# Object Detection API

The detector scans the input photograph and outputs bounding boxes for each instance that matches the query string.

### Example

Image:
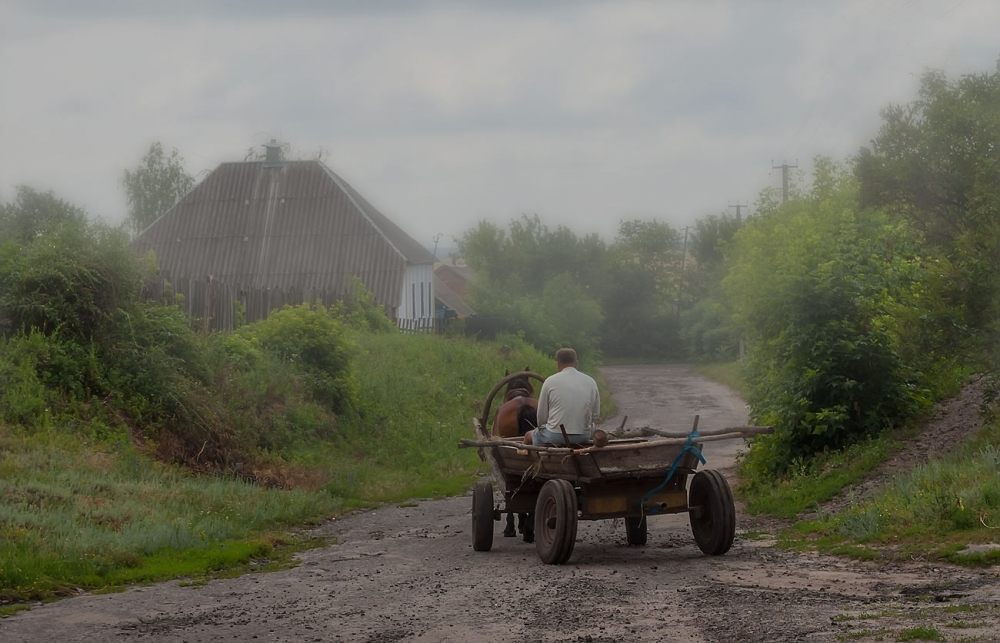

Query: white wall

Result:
[397,264,434,324]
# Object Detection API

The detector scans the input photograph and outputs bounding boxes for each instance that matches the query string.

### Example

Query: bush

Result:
[729,160,926,476]
[235,302,358,413]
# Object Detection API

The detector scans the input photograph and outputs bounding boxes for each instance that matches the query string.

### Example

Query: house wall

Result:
[398,264,435,324]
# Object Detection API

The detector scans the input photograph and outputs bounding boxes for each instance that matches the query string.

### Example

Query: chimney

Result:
[262,139,282,167]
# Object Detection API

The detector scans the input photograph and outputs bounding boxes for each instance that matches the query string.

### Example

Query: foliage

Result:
[681,214,741,361]
[233,302,358,413]
[0,186,88,246]
[121,142,195,237]
[329,277,396,333]
[600,219,684,359]
[459,214,695,360]
[856,64,1000,369]
[459,215,606,359]
[728,159,926,475]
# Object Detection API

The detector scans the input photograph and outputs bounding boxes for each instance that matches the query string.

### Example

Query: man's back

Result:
[537,367,600,436]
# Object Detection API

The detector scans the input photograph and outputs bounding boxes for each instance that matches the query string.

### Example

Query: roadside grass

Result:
[834,605,988,642]
[779,420,1000,566]
[0,428,338,604]
[740,435,891,518]
[0,331,585,609]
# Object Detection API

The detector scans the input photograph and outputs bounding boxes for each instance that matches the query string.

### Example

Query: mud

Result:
[2,364,999,642]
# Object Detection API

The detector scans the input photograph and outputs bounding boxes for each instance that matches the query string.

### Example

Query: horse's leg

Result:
[521,513,534,543]
[503,512,516,537]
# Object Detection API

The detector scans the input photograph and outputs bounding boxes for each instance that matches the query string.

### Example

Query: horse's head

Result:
[504,376,534,402]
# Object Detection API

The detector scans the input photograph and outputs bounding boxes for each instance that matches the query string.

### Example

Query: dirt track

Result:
[3,365,1000,642]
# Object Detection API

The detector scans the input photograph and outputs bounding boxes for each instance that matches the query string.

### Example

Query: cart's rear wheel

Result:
[535,479,577,564]
[625,515,647,546]
[472,481,494,552]
[688,469,735,555]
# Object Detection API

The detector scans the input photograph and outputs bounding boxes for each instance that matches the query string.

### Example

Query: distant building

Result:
[434,263,476,318]
[131,143,436,329]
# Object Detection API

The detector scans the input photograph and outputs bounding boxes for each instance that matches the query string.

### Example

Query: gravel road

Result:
[3,364,999,642]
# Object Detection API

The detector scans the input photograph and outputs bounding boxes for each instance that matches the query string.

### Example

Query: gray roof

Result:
[132,160,435,309]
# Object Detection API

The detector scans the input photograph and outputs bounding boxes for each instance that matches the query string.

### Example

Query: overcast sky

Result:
[1,0,997,248]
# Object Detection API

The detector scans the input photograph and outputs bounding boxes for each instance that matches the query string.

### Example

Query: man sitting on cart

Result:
[523,347,600,446]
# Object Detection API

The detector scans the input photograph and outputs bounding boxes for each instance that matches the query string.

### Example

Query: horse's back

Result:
[492,397,538,438]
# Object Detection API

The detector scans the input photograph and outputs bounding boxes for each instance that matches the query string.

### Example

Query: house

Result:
[131,143,436,328]
[434,263,476,299]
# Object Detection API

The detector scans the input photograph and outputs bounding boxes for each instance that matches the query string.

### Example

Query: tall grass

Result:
[308,332,556,502]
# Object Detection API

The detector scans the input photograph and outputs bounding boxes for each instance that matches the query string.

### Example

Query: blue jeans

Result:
[531,426,592,445]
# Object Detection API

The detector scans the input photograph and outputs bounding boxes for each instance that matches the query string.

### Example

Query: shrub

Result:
[236,302,358,413]
[729,160,926,475]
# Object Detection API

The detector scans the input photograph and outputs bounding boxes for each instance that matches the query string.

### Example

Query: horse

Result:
[490,371,537,542]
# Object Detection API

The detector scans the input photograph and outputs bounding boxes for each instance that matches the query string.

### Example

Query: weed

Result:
[896,626,944,641]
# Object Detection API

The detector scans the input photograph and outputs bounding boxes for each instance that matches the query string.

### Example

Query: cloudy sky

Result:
[1,0,997,248]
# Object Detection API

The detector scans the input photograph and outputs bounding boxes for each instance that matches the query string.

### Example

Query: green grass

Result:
[896,626,944,641]
[770,418,1000,565]
[0,429,338,604]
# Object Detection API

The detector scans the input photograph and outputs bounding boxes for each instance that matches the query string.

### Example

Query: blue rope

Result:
[640,430,706,514]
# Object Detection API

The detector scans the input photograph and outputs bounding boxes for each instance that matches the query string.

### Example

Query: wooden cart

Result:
[460,371,772,564]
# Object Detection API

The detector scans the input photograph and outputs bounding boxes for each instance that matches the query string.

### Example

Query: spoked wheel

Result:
[688,469,736,555]
[534,479,578,564]
[472,481,495,552]
[625,515,647,546]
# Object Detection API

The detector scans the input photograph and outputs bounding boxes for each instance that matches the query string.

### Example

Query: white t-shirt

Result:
[536,367,600,436]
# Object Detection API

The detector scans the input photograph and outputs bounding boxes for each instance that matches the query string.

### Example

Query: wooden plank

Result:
[472,419,509,494]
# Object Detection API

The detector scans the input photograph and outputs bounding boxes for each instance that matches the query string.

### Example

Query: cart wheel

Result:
[472,481,494,552]
[534,479,578,564]
[625,515,647,546]
[688,469,736,555]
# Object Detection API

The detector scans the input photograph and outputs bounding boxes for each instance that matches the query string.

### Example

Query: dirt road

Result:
[3,365,1000,642]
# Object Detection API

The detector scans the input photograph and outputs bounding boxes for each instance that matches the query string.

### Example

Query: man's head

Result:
[555,347,578,371]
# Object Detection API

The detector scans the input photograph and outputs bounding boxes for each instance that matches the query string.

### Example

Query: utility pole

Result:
[677,225,689,323]
[728,202,747,226]
[431,233,443,258]
[771,160,798,203]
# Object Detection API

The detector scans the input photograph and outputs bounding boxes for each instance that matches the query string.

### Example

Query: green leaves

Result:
[732,159,925,475]
[121,142,195,238]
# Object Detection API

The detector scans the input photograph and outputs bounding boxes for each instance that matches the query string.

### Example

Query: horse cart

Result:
[460,371,772,565]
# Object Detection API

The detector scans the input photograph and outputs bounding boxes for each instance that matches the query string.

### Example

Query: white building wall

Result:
[397,264,435,326]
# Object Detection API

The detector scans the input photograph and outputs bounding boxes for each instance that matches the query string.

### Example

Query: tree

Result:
[122,142,194,237]
[855,64,1000,362]
[680,213,742,361]
[0,185,88,246]
[458,214,606,359]
[600,219,684,358]
[726,159,924,475]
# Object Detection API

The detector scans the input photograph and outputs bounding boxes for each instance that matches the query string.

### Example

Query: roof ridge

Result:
[318,163,408,263]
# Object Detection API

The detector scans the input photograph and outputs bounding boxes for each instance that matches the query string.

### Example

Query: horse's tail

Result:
[517,404,537,437]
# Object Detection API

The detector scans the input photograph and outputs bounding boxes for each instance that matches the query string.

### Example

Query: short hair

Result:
[555,348,578,366]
